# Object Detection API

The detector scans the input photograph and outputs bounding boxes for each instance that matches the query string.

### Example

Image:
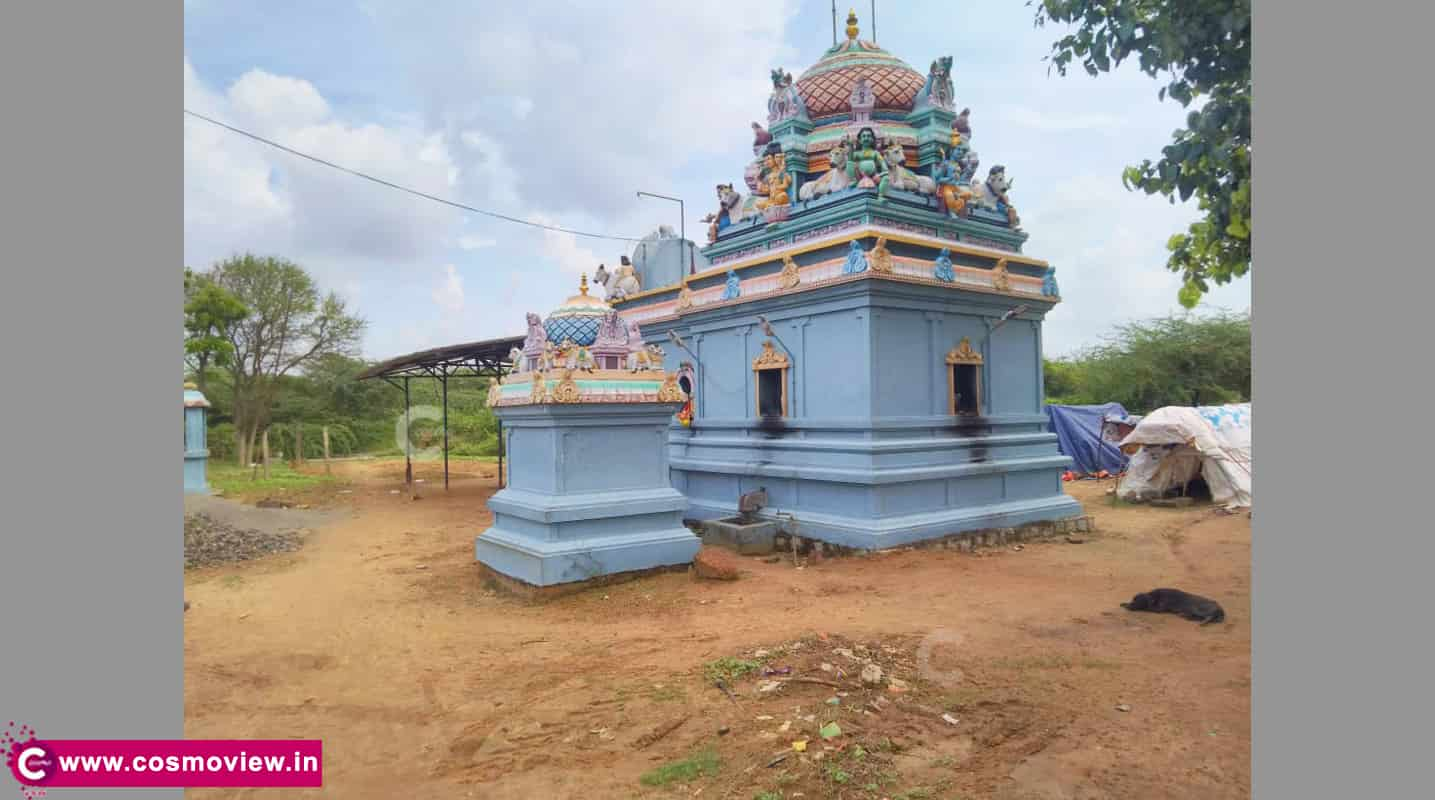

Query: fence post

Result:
[322,426,331,475]
[262,429,271,480]
[295,424,304,465]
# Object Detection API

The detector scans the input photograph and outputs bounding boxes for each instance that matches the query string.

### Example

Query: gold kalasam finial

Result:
[846,9,859,40]
[579,273,589,295]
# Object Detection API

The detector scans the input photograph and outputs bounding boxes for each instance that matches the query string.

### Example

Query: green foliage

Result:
[639,749,721,786]
[703,657,763,684]
[183,267,249,385]
[1045,310,1250,412]
[206,462,342,497]
[1034,0,1251,307]
[196,253,367,464]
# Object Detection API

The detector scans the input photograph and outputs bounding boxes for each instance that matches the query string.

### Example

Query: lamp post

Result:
[636,191,691,276]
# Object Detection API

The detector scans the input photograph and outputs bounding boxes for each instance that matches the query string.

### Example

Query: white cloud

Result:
[432,264,465,315]
[526,213,604,277]
[1023,173,1251,357]
[994,105,1122,132]
[367,1,800,222]
[457,235,496,250]
[184,57,463,280]
[227,70,331,130]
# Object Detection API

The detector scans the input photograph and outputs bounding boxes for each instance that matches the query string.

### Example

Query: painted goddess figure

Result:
[842,240,868,274]
[722,268,742,300]
[934,248,955,283]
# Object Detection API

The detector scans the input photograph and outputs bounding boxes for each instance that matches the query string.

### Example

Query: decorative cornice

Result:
[753,339,791,370]
[945,338,983,365]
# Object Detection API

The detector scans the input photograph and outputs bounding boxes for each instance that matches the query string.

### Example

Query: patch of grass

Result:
[894,789,934,800]
[639,749,721,787]
[220,575,245,589]
[703,657,763,684]
[824,763,851,785]
[930,755,958,769]
[1081,657,1122,670]
[207,462,343,498]
[754,792,782,800]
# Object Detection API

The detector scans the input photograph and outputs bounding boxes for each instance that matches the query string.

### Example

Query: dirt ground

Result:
[184,459,1250,799]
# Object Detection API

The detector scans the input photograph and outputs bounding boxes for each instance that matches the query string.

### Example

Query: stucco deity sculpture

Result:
[798,139,852,202]
[704,183,743,242]
[755,151,792,211]
[507,346,527,373]
[767,68,806,123]
[914,56,955,111]
[884,143,935,195]
[933,248,956,283]
[596,256,642,301]
[842,240,868,275]
[970,166,1020,228]
[722,268,742,300]
[934,137,975,218]
[846,127,891,199]
[1042,266,1059,297]
[751,121,773,155]
[868,237,894,274]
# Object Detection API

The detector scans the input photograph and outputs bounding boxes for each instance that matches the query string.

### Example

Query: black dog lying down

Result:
[1121,588,1225,625]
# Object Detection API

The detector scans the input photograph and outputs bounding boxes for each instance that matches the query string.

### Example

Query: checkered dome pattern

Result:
[544,313,601,347]
[795,48,925,117]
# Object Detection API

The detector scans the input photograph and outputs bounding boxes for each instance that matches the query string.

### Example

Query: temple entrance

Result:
[953,363,981,415]
[757,369,784,417]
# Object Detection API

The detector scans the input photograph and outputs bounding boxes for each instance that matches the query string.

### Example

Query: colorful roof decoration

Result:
[542,274,611,346]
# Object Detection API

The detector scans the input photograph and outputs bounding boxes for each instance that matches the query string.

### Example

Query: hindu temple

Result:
[601,10,1080,549]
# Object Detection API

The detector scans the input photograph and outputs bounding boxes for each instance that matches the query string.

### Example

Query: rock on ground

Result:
[693,547,742,581]
[184,513,304,570]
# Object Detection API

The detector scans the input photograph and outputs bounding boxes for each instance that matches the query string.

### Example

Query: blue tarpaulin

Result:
[1045,403,1132,475]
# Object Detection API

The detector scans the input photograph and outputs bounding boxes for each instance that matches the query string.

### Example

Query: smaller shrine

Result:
[183,382,211,495]
[476,277,701,594]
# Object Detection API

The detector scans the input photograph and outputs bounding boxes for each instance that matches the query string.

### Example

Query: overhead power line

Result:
[183,108,642,243]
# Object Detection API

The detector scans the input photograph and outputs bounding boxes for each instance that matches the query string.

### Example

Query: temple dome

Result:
[543,275,610,347]
[794,21,925,119]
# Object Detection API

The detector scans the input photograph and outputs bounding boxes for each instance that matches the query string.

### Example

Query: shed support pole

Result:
[442,368,450,491]
[404,377,412,489]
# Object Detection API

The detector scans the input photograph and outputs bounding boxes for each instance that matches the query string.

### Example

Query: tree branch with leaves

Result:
[1033,0,1251,307]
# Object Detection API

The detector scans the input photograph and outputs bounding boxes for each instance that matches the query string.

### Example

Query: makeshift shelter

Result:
[1117,403,1251,508]
[1045,403,1131,476]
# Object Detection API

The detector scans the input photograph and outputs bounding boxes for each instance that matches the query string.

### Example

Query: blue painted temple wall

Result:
[630,275,1078,550]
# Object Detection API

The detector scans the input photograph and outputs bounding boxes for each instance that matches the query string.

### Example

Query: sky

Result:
[183,0,1251,361]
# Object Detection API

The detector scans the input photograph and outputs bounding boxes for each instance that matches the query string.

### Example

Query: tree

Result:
[201,254,366,465]
[1033,0,1251,308]
[1046,311,1250,412]
[183,267,249,393]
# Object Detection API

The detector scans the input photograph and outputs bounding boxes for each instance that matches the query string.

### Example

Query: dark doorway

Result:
[757,369,784,417]
[953,364,980,415]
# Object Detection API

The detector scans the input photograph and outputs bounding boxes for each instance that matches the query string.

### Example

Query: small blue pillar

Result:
[183,382,211,494]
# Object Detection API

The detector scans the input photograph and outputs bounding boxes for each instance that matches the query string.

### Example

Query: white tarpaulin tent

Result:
[1117,403,1251,508]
